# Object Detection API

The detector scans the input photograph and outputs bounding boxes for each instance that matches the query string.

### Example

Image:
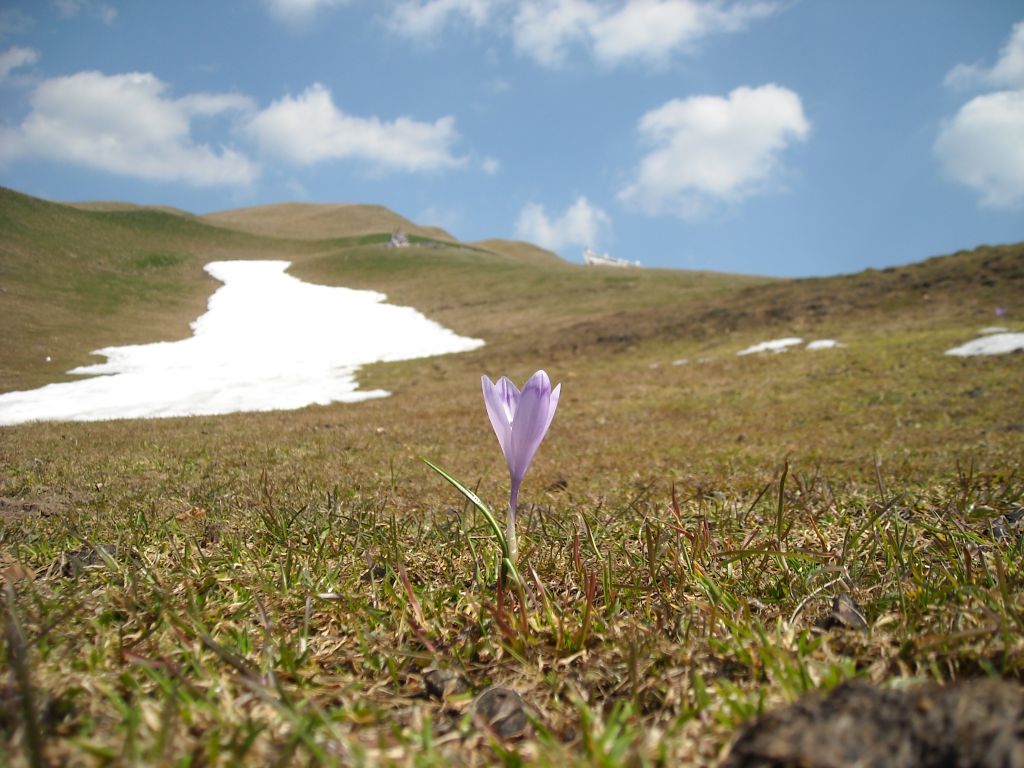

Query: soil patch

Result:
[0,494,67,521]
[723,678,1024,767]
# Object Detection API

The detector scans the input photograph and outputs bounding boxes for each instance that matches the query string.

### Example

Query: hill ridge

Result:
[200,200,455,242]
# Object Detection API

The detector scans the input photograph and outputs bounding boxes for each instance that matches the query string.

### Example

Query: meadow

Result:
[1,187,1022,765]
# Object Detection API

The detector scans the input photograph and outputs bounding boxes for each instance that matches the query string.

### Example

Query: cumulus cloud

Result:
[936,21,1024,208]
[511,0,781,68]
[0,71,259,186]
[388,0,497,40]
[0,46,38,82]
[512,0,600,67]
[944,20,1024,91]
[934,90,1024,208]
[619,84,809,218]
[590,0,779,67]
[383,0,781,66]
[515,196,610,252]
[244,83,466,172]
[264,0,349,24]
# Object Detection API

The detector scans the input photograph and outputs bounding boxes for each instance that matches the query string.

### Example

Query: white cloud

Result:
[619,83,809,218]
[934,90,1024,208]
[936,21,1024,208]
[54,0,117,24]
[0,46,38,81]
[386,0,782,67]
[388,0,496,40]
[512,0,600,68]
[264,0,349,24]
[512,0,782,68]
[0,71,259,186]
[591,0,778,67]
[245,83,465,172]
[944,20,1024,91]
[515,196,610,252]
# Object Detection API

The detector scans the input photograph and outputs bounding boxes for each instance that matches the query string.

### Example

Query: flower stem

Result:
[507,479,522,563]
[506,504,518,564]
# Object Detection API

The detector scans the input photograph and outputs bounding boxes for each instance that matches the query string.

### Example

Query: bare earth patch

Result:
[0,493,68,521]
[723,678,1024,768]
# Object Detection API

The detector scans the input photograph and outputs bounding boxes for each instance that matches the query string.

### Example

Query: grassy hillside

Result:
[66,200,196,217]
[469,238,565,265]
[1,186,1022,766]
[201,201,456,241]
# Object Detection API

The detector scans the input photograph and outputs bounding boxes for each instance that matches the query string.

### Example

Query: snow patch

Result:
[0,260,485,426]
[806,339,846,350]
[737,338,803,355]
[737,338,848,355]
[945,332,1024,357]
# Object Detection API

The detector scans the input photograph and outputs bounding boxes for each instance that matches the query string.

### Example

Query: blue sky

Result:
[0,0,1021,276]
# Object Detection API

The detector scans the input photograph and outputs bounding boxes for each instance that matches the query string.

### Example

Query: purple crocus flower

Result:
[482,370,560,562]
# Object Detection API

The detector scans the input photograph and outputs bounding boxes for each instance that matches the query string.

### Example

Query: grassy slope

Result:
[1,186,1023,765]
[468,238,565,265]
[200,201,456,242]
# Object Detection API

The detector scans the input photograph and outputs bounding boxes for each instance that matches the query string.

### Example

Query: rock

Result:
[990,508,1024,544]
[423,668,471,701]
[723,678,1024,768]
[55,544,119,578]
[825,593,868,630]
[472,687,532,740]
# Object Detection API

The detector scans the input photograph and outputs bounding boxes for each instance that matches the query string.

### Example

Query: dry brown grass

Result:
[200,202,455,241]
[65,201,196,217]
[468,239,564,266]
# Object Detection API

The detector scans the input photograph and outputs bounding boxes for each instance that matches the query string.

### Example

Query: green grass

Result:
[1,187,1023,765]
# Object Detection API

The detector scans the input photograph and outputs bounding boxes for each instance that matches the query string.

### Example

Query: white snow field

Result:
[0,260,485,426]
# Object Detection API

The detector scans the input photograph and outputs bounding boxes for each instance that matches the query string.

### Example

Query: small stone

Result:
[472,687,532,740]
[546,477,569,492]
[423,668,471,701]
[828,593,868,630]
[200,521,222,546]
[990,508,1024,544]
[57,544,119,578]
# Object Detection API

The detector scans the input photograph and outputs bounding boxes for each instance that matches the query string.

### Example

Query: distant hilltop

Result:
[583,247,642,268]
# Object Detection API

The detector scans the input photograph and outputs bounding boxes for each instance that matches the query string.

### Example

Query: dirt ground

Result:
[723,678,1024,767]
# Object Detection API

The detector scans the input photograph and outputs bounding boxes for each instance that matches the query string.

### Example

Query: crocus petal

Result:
[482,375,513,461]
[495,376,520,422]
[544,382,560,436]
[507,370,554,483]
